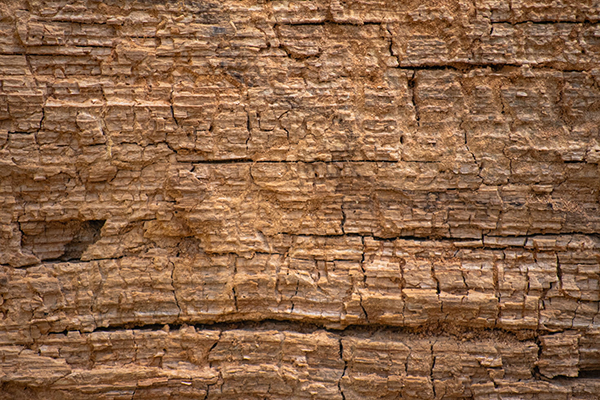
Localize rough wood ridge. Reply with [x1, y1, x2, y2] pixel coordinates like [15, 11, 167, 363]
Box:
[1, 0, 600, 398]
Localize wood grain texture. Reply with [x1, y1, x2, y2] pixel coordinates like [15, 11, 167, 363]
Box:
[1, 0, 599, 398]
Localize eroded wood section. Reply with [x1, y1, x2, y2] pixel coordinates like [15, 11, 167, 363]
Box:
[1, 0, 600, 398]
[2, 323, 600, 399]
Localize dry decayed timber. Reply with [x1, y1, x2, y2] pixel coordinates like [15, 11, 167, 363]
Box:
[1, 0, 600, 398]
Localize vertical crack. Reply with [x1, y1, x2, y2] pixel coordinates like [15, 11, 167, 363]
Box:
[431, 262, 440, 295]
[232, 287, 239, 312]
[232, 258, 239, 312]
[338, 338, 347, 400]
[290, 280, 299, 313]
[359, 236, 369, 323]
[170, 87, 179, 128]
[430, 341, 437, 399]
[170, 261, 181, 320]
[556, 249, 564, 294]
[407, 71, 420, 127]
[245, 114, 251, 153]
[383, 23, 400, 66]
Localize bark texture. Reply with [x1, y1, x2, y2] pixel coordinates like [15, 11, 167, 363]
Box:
[1, 0, 600, 398]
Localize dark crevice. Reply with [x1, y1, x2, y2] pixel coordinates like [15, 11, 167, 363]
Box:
[397, 63, 520, 72]
[340, 205, 346, 235]
[50, 319, 554, 342]
[491, 19, 600, 25]
[407, 71, 419, 127]
[578, 370, 600, 379]
[189, 159, 400, 164]
[92, 323, 170, 333]
[61, 220, 105, 261]
[273, 232, 599, 244]
[21, 219, 105, 263]
[276, 21, 381, 27]
[395, 63, 591, 73]
[181, 157, 593, 165]
[533, 334, 543, 379]
[338, 338, 347, 400]
[430, 343, 437, 398]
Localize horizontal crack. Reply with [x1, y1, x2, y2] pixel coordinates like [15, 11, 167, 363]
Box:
[491, 19, 600, 25]
[189, 159, 400, 164]
[52, 318, 544, 341]
[6, 232, 598, 270]
[395, 63, 594, 73]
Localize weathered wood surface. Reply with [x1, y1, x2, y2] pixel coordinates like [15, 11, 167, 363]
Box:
[1, 0, 600, 398]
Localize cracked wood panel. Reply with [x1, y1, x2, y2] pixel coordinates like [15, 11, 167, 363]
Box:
[1, 324, 600, 399]
[1, 0, 600, 398]
[2, 235, 600, 336]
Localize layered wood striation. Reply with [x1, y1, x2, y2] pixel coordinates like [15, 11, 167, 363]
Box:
[1, 0, 600, 398]
[3, 324, 600, 399]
